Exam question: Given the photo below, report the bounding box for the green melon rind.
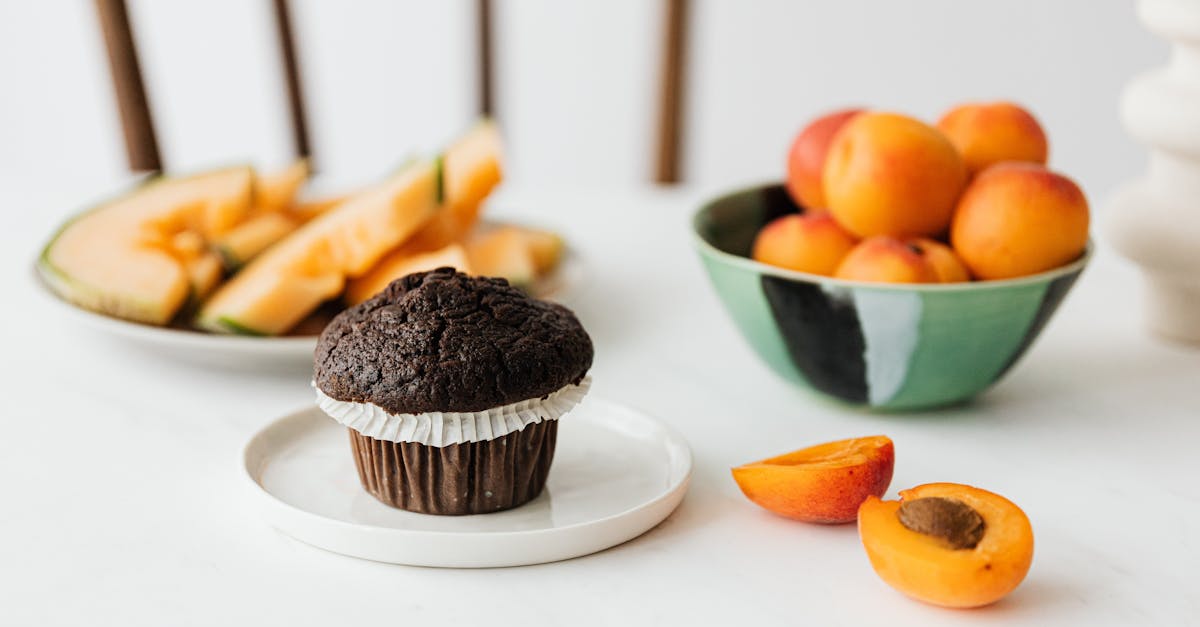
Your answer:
[435,154,445,205]
[38,166,255,325]
[212,316,268,337]
[37,177,172,322]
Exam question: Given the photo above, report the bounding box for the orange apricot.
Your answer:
[732,436,894,524]
[858,483,1034,608]
[785,108,864,212]
[834,237,940,284]
[937,102,1048,176]
[751,213,859,275]
[823,112,968,238]
[950,162,1089,280]
[910,238,971,283]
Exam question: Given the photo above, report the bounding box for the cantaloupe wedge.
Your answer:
[213,212,299,270]
[186,252,225,303]
[38,167,254,324]
[289,194,348,223]
[403,120,503,252]
[466,226,536,287]
[207,161,311,268]
[255,159,310,213]
[516,227,565,275]
[345,244,471,305]
[196,160,440,335]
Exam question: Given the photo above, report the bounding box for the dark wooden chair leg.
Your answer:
[272,0,313,163]
[94,0,162,173]
[655,0,689,184]
[477,0,495,118]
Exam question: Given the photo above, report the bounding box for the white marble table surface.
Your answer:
[1,178,1197,626]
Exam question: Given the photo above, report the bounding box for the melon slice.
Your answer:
[197,160,440,335]
[185,252,225,303]
[466,226,536,287]
[38,167,254,324]
[213,212,299,270]
[289,194,348,223]
[516,227,565,275]
[255,159,310,213]
[404,120,503,252]
[345,244,471,305]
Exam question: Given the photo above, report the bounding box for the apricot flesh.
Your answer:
[751,213,858,276]
[858,483,1034,608]
[732,436,894,524]
[950,162,1089,280]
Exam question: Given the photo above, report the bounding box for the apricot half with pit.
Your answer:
[732,436,894,524]
[858,483,1034,608]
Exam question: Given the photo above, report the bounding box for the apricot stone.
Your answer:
[834,237,940,284]
[732,435,894,524]
[937,102,1048,176]
[751,213,859,276]
[823,112,968,238]
[785,108,864,212]
[858,483,1034,608]
[950,162,1089,280]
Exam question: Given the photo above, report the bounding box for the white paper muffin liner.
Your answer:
[314,377,591,447]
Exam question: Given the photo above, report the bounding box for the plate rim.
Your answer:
[242,397,694,541]
[32,265,319,349]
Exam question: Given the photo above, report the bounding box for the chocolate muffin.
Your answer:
[314,268,593,515]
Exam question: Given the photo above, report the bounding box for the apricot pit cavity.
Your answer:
[897,496,985,550]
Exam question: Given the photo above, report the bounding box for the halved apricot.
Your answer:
[732,436,894,523]
[858,483,1034,608]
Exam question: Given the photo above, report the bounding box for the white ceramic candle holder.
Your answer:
[1108,0,1200,344]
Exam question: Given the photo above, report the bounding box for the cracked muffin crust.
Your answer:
[315,267,593,414]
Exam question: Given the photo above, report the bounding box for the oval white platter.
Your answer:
[33,244,582,371]
[243,396,692,568]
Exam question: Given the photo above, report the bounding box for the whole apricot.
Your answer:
[950,162,1089,280]
[909,238,971,283]
[751,213,859,275]
[937,102,1048,176]
[834,237,940,284]
[823,112,968,238]
[732,436,894,524]
[785,108,864,212]
[858,483,1034,608]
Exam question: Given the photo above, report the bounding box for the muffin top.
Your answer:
[315,268,593,414]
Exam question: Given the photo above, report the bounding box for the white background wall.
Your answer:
[0,1,1167,207]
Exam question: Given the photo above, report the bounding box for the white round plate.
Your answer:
[33,268,318,370]
[243,396,692,567]
[33,245,581,371]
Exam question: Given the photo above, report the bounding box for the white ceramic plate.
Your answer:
[33,244,582,371]
[243,397,692,567]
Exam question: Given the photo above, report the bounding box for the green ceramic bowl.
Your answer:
[693,183,1090,410]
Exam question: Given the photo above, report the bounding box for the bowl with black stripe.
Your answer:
[693,183,1090,411]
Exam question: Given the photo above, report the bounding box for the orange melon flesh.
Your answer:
[404,120,504,252]
[466,226,536,287]
[214,212,299,269]
[197,160,440,335]
[345,244,471,305]
[39,167,254,325]
[517,227,565,275]
[255,159,310,213]
[185,253,225,303]
[289,194,348,223]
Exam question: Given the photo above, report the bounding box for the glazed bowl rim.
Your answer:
[692,182,1092,293]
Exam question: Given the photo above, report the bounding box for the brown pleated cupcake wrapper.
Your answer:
[348,420,558,515]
